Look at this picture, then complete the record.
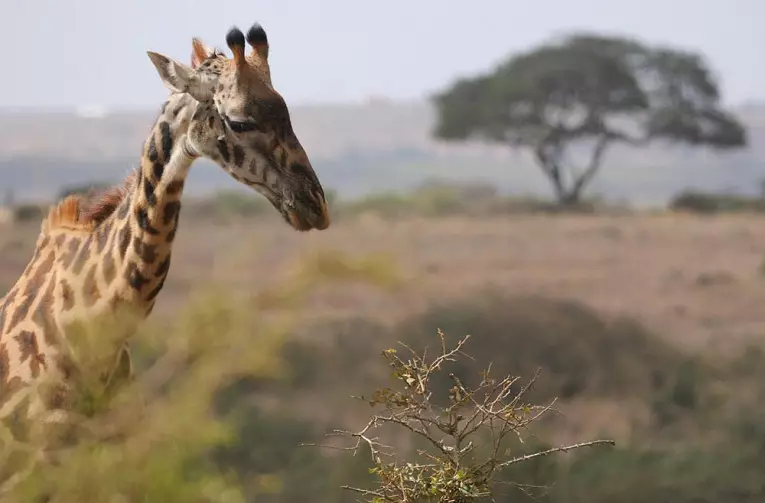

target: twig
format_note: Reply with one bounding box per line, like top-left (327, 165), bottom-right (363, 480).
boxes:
top-left (497, 439), bottom-right (616, 468)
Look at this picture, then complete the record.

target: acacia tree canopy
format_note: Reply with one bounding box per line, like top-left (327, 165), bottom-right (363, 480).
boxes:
top-left (432, 33), bottom-right (748, 204)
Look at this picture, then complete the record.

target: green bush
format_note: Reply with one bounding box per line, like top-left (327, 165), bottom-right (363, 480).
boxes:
top-left (212, 406), bottom-right (372, 502)
top-left (548, 433), bottom-right (765, 503)
top-left (669, 190), bottom-right (765, 214)
top-left (12, 204), bottom-right (45, 223)
top-left (394, 290), bottom-right (688, 403)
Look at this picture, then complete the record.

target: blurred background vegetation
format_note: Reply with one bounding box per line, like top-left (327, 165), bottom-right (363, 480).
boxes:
top-left (3, 2), bottom-right (765, 501)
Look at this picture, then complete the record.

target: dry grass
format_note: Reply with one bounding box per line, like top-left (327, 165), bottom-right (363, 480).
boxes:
top-left (3, 212), bottom-right (765, 357)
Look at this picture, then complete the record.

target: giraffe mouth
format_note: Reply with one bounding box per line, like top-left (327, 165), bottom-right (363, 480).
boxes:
top-left (249, 182), bottom-right (329, 231)
top-left (284, 193), bottom-right (330, 231)
top-left (281, 200), bottom-right (325, 232)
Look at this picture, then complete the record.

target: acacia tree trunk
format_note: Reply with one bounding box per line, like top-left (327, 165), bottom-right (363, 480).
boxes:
top-left (533, 134), bottom-right (611, 206)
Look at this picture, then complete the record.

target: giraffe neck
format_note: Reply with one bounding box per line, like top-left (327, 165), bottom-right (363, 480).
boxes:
top-left (106, 94), bottom-right (198, 313)
top-left (0, 98), bottom-right (203, 463)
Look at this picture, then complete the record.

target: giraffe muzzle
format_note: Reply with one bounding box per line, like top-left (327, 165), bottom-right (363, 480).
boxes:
top-left (283, 190), bottom-right (330, 231)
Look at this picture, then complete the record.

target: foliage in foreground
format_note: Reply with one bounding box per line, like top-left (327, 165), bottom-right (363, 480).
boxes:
top-left (0, 250), bottom-right (403, 502)
top-left (0, 295), bottom-right (266, 502)
top-left (313, 330), bottom-right (613, 502)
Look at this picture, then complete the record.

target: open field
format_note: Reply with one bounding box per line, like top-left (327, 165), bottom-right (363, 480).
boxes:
top-left (3, 211), bottom-right (765, 356)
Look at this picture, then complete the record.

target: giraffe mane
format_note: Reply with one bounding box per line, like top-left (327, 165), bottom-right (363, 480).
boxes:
top-left (79, 170), bottom-right (138, 224)
top-left (41, 170), bottom-right (138, 233)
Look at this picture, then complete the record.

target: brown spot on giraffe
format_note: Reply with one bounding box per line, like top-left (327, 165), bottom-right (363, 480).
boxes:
top-left (14, 331), bottom-right (46, 378)
top-left (82, 266), bottom-right (101, 307)
top-left (70, 235), bottom-right (93, 275)
top-left (166, 180), bottom-right (184, 196)
top-left (32, 275), bottom-right (58, 346)
top-left (59, 237), bottom-right (81, 270)
top-left (159, 121), bottom-right (173, 160)
top-left (23, 251), bottom-right (54, 299)
top-left (117, 225), bottom-right (132, 261)
top-left (59, 279), bottom-right (75, 311)
top-left (133, 238), bottom-right (158, 264)
top-left (6, 295), bottom-right (33, 333)
top-left (147, 135), bottom-right (160, 163)
top-left (125, 262), bottom-right (150, 291)
top-left (163, 201), bottom-right (181, 226)
top-left (143, 176), bottom-right (158, 207)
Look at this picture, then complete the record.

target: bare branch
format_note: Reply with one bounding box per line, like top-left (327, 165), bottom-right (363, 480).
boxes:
top-left (316, 330), bottom-right (615, 502)
top-left (498, 439), bottom-right (616, 469)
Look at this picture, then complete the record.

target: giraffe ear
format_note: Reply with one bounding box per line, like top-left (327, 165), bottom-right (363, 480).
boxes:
top-left (146, 51), bottom-right (214, 102)
top-left (191, 37), bottom-right (215, 69)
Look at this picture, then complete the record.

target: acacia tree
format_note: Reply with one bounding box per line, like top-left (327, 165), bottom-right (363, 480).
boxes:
top-left (432, 33), bottom-right (748, 205)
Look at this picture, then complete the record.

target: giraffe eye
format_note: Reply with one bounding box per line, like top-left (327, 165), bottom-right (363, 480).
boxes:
top-left (224, 116), bottom-right (258, 133)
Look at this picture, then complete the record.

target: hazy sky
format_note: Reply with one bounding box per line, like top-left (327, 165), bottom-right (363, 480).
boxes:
top-left (2, 0), bottom-right (763, 109)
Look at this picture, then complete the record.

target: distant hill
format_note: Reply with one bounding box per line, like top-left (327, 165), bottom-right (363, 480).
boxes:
top-left (0, 99), bottom-right (763, 206)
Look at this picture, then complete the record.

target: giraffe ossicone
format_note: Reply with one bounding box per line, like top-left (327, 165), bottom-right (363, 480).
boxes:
top-left (0, 22), bottom-right (329, 461)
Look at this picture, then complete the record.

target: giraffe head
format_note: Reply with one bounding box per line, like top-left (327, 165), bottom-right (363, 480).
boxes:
top-left (146, 24), bottom-right (329, 231)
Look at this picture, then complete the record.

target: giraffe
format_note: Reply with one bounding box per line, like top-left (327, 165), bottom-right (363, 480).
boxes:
top-left (0, 22), bottom-right (329, 453)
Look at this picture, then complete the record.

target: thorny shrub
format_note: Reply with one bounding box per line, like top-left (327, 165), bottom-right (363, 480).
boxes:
top-left (312, 330), bottom-right (615, 502)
